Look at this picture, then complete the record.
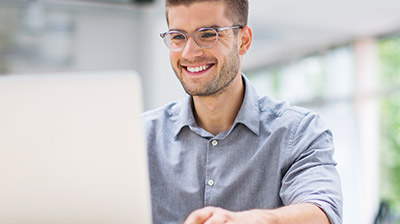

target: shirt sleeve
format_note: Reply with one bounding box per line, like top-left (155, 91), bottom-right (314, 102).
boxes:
top-left (280, 111), bottom-right (343, 224)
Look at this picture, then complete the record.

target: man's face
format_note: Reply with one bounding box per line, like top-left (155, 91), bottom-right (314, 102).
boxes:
top-left (167, 2), bottom-right (241, 97)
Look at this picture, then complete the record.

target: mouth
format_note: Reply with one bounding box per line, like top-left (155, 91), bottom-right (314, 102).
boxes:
top-left (182, 63), bottom-right (215, 75)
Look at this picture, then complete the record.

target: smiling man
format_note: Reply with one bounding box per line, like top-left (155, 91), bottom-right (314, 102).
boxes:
top-left (143, 0), bottom-right (343, 223)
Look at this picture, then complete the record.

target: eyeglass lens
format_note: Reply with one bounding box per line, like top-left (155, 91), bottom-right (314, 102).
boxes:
top-left (165, 28), bottom-right (218, 51)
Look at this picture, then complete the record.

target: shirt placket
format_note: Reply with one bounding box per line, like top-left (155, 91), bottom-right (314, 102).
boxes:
top-left (204, 138), bottom-right (219, 205)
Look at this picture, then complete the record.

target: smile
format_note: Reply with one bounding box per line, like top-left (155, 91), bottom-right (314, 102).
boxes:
top-left (183, 64), bottom-right (214, 73)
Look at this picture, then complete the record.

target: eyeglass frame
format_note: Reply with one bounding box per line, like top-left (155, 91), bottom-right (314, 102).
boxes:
top-left (160, 25), bottom-right (243, 52)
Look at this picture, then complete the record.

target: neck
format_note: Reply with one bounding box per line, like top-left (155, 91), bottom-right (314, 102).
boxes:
top-left (192, 74), bottom-right (244, 136)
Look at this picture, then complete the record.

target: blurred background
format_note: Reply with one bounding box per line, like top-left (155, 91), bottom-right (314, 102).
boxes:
top-left (0, 0), bottom-right (399, 223)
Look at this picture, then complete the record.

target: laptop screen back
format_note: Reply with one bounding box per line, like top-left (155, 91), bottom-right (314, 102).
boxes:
top-left (0, 71), bottom-right (152, 224)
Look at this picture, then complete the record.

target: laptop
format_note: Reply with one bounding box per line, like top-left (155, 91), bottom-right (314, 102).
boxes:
top-left (0, 71), bottom-right (152, 224)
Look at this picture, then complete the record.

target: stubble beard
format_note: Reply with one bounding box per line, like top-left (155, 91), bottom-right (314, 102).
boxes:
top-left (173, 46), bottom-right (240, 97)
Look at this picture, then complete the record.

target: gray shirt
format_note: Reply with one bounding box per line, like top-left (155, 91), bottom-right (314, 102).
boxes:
top-left (143, 75), bottom-right (342, 224)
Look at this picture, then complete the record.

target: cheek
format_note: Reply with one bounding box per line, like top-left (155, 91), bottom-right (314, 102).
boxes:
top-left (169, 52), bottom-right (179, 66)
top-left (218, 36), bottom-right (238, 49)
top-left (210, 50), bottom-right (226, 65)
top-left (212, 41), bottom-right (238, 63)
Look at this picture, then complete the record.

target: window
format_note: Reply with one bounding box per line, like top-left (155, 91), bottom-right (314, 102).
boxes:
top-left (378, 35), bottom-right (400, 220)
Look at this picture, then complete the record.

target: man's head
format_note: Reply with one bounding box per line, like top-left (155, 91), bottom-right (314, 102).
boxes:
top-left (165, 0), bottom-right (248, 27)
top-left (163, 0), bottom-right (252, 97)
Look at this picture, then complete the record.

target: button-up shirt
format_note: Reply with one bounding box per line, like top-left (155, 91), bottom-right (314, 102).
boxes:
top-left (143, 75), bottom-right (342, 224)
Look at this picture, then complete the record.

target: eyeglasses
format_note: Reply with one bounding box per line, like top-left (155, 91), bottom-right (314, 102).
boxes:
top-left (160, 25), bottom-right (243, 52)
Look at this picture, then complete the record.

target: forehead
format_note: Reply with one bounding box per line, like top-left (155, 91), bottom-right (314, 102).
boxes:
top-left (167, 2), bottom-right (231, 31)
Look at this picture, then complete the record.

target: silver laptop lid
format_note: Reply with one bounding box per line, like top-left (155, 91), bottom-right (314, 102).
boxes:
top-left (0, 71), bottom-right (152, 224)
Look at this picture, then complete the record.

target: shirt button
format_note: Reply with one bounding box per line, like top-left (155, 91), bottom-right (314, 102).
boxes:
top-left (211, 140), bottom-right (218, 147)
top-left (207, 179), bottom-right (215, 186)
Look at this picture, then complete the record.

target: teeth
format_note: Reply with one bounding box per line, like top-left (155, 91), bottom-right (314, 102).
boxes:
top-left (187, 65), bottom-right (210, 73)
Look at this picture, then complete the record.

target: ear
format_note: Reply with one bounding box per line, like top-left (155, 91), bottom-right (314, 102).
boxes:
top-left (238, 25), bottom-right (253, 55)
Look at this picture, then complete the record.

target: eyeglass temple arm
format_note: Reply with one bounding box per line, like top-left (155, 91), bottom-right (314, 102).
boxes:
top-left (216, 25), bottom-right (243, 32)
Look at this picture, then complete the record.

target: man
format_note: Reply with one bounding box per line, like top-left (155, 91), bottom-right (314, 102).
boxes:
top-left (143, 0), bottom-right (342, 223)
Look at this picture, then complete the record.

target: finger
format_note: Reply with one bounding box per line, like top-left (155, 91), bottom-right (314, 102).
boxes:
top-left (203, 212), bottom-right (228, 224)
top-left (183, 207), bottom-right (215, 224)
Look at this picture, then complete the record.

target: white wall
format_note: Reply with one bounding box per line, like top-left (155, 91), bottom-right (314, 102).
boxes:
top-left (0, 1), bottom-right (185, 110)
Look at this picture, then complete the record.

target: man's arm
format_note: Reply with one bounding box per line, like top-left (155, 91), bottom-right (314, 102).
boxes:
top-left (183, 203), bottom-right (329, 224)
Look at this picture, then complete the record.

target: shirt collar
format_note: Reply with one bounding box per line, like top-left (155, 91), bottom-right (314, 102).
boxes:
top-left (233, 74), bottom-right (260, 136)
top-left (172, 74), bottom-right (260, 139)
top-left (170, 96), bottom-right (192, 139)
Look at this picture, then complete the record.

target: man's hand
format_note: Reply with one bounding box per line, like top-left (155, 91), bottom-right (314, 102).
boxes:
top-left (183, 206), bottom-right (273, 224)
top-left (183, 204), bottom-right (330, 224)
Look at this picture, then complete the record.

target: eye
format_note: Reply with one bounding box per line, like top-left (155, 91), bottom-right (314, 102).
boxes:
top-left (170, 33), bottom-right (186, 41)
top-left (199, 31), bottom-right (217, 39)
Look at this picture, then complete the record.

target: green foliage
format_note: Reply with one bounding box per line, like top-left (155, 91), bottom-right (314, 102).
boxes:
top-left (270, 68), bottom-right (282, 97)
top-left (379, 37), bottom-right (400, 86)
top-left (378, 36), bottom-right (400, 211)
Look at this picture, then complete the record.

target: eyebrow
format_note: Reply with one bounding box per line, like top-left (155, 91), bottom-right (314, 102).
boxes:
top-left (169, 25), bottom-right (221, 32)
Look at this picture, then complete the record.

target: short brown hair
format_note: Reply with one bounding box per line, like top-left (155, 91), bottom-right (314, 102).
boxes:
top-left (165, 0), bottom-right (248, 26)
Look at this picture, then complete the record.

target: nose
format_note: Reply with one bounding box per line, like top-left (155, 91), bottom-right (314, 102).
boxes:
top-left (181, 36), bottom-right (203, 59)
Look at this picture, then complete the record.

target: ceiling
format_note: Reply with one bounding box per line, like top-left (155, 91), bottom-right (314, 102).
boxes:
top-left (1, 0), bottom-right (400, 70)
top-left (247, 0), bottom-right (400, 70)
